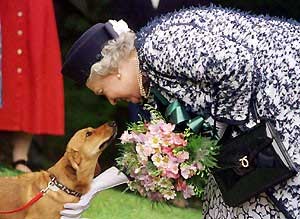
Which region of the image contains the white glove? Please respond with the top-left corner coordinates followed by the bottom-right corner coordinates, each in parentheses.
top-left (60, 166), bottom-right (128, 219)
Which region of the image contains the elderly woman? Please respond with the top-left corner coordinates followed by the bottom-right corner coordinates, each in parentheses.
top-left (61, 5), bottom-right (300, 219)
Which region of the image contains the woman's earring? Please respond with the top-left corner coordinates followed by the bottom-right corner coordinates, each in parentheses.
top-left (117, 74), bottom-right (121, 80)
top-left (97, 89), bottom-right (103, 95)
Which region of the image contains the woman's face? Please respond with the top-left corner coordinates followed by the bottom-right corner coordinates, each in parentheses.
top-left (86, 56), bottom-right (141, 105)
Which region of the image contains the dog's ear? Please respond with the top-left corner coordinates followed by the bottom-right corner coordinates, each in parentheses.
top-left (66, 149), bottom-right (81, 171)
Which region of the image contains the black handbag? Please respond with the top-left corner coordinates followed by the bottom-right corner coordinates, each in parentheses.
top-left (212, 119), bottom-right (298, 207)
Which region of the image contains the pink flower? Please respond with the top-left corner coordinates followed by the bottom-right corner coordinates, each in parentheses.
top-left (180, 163), bottom-right (197, 179)
top-left (162, 146), bottom-right (172, 154)
top-left (169, 133), bottom-right (187, 146)
top-left (144, 132), bottom-right (162, 150)
top-left (163, 147), bottom-right (187, 163)
top-left (162, 146), bottom-right (176, 160)
top-left (136, 143), bottom-right (154, 160)
top-left (120, 131), bottom-right (134, 143)
top-left (182, 185), bottom-right (195, 199)
top-left (164, 170), bottom-right (180, 179)
top-left (132, 132), bottom-right (146, 143)
top-left (148, 122), bottom-right (163, 135)
top-left (148, 121), bottom-right (175, 136)
top-left (140, 175), bottom-right (155, 191)
top-left (161, 160), bottom-right (180, 179)
top-left (176, 178), bottom-right (187, 191)
top-left (175, 151), bottom-right (189, 163)
top-left (160, 122), bottom-right (175, 135)
top-left (167, 160), bottom-right (179, 174)
top-left (194, 162), bottom-right (204, 171)
top-left (175, 179), bottom-right (195, 199)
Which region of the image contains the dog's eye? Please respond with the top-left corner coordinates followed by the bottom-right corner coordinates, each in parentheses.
top-left (86, 131), bottom-right (93, 137)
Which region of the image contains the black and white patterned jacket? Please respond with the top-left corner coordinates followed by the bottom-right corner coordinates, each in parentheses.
top-left (135, 5), bottom-right (300, 126)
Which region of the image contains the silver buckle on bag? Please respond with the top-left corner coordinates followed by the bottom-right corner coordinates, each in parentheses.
top-left (239, 156), bottom-right (249, 168)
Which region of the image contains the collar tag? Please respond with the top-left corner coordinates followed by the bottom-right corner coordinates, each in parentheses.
top-left (49, 184), bottom-right (60, 192)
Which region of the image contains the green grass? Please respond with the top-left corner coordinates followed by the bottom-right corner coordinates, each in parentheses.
top-left (0, 165), bottom-right (21, 177)
top-left (0, 165), bottom-right (202, 219)
top-left (83, 189), bottom-right (201, 219)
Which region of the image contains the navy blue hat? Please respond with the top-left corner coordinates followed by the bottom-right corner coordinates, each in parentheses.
top-left (61, 22), bottom-right (119, 85)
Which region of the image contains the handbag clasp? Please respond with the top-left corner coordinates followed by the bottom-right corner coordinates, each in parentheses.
top-left (239, 156), bottom-right (249, 168)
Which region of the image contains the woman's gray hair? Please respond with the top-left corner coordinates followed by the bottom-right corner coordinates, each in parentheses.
top-left (89, 31), bottom-right (136, 78)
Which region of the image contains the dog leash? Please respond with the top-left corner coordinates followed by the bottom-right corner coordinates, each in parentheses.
top-left (0, 177), bottom-right (56, 214)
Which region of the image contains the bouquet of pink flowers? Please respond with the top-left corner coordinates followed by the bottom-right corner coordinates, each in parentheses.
top-left (117, 106), bottom-right (218, 202)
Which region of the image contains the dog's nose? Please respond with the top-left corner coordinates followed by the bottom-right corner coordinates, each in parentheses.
top-left (108, 121), bottom-right (117, 127)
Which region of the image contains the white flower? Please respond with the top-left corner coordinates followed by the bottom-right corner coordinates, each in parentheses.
top-left (151, 153), bottom-right (164, 168)
top-left (108, 19), bottom-right (131, 35)
top-left (136, 143), bottom-right (152, 161)
top-left (161, 189), bottom-right (176, 200)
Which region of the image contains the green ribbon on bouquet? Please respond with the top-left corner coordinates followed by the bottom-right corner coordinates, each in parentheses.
top-left (151, 89), bottom-right (216, 137)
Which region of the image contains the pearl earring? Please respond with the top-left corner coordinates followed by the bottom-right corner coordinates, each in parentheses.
top-left (117, 74), bottom-right (121, 79)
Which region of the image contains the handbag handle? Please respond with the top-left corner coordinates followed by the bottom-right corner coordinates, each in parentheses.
top-left (217, 125), bottom-right (233, 145)
top-left (250, 100), bottom-right (260, 123)
top-left (217, 100), bottom-right (259, 144)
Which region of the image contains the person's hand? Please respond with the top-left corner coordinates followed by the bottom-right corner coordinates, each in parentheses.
top-left (60, 166), bottom-right (128, 219)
